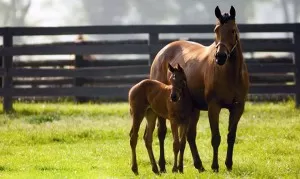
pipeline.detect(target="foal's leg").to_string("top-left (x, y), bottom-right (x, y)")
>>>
top-left (157, 117), bottom-right (167, 172)
top-left (144, 109), bottom-right (159, 174)
top-left (187, 109), bottom-right (205, 172)
top-left (170, 122), bottom-right (180, 173)
top-left (225, 102), bottom-right (245, 171)
top-left (129, 111), bottom-right (144, 175)
top-left (178, 123), bottom-right (188, 173)
top-left (208, 101), bottom-right (221, 172)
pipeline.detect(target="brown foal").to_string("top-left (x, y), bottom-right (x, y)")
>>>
top-left (129, 63), bottom-right (193, 175)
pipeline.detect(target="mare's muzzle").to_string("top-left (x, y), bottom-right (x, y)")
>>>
top-left (170, 93), bottom-right (178, 102)
top-left (215, 52), bottom-right (228, 65)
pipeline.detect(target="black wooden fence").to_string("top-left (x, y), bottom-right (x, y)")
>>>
top-left (1, 23), bottom-right (300, 112)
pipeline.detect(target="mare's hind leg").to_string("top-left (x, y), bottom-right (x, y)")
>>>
top-left (225, 102), bottom-right (244, 171)
top-left (187, 109), bottom-right (205, 172)
top-left (144, 109), bottom-right (159, 174)
top-left (157, 117), bottom-right (167, 172)
top-left (129, 110), bottom-right (144, 175)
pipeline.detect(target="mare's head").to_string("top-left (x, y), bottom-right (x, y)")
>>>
top-left (168, 63), bottom-right (187, 102)
top-left (214, 6), bottom-right (238, 66)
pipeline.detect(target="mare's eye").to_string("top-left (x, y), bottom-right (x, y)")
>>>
top-left (232, 30), bottom-right (235, 34)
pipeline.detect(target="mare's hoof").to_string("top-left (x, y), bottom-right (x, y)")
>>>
top-left (131, 167), bottom-right (138, 175)
top-left (198, 166), bottom-right (206, 172)
top-left (158, 160), bottom-right (166, 173)
top-left (172, 167), bottom-right (178, 173)
top-left (152, 166), bottom-right (160, 174)
top-left (226, 166), bottom-right (232, 171)
top-left (225, 161), bottom-right (233, 171)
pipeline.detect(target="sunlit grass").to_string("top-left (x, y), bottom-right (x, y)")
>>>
top-left (0, 100), bottom-right (299, 178)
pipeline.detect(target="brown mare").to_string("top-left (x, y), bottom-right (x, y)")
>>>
top-left (129, 64), bottom-right (193, 174)
top-left (150, 6), bottom-right (249, 172)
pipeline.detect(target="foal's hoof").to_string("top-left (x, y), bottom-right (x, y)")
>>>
top-left (178, 165), bottom-right (184, 173)
top-left (160, 168), bottom-right (166, 173)
top-left (212, 168), bottom-right (219, 173)
top-left (211, 163), bottom-right (219, 173)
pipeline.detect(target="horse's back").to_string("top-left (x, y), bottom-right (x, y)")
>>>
top-left (150, 40), bottom-right (208, 83)
top-left (128, 79), bottom-right (168, 103)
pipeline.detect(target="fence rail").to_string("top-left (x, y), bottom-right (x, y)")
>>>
top-left (1, 23), bottom-right (300, 112)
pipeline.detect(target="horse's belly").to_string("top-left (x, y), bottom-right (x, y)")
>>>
top-left (190, 89), bottom-right (208, 110)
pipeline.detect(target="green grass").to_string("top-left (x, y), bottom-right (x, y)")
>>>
top-left (0, 101), bottom-right (299, 178)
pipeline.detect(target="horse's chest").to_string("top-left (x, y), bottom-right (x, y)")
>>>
top-left (213, 81), bottom-right (246, 105)
top-left (168, 103), bottom-right (191, 124)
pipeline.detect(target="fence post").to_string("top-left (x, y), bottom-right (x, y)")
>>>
top-left (148, 33), bottom-right (159, 65)
top-left (2, 28), bottom-right (13, 113)
top-left (74, 54), bottom-right (88, 103)
top-left (294, 24), bottom-right (300, 107)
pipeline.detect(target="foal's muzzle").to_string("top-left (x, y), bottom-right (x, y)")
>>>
top-left (215, 52), bottom-right (228, 65)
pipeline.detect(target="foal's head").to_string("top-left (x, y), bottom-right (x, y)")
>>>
top-left (168, 63), bottom-right (187, 102)
top-left (214, 6), bottom-right (238, 66)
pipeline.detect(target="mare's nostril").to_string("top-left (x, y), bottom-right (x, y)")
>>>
top-left (171, 94), bottom-right (177, 102)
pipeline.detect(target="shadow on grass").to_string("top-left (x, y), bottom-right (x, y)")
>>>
top-left (25, 113), bottom-right (61, 124)
top-left (35, 166), bottom-right (71, 171)
top-left (0, 165), bottom-right (13, 172)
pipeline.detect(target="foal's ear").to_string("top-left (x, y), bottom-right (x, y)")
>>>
top-left (215, 6), bottom-right (222, 19)
top-left (168, 63), bottom-right (175, 73)
top-left (177, 64), bottom-right (184, 72)
top-left (230, 6), bottom-right (236, 19)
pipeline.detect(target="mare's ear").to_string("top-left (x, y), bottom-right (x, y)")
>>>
top-left (215, 6), bottom-right (222, 19)
top-left (230, 6), bottom-right (236, 19)
top-left (177, 64), bottom-right (184, 72)
top-left (168, 63), bottom-right (175, 73)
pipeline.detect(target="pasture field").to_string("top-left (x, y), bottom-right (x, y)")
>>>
top-left (0, 101), bottom-right (299, 178)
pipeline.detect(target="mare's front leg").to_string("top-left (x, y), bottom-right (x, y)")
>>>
top-left (225, 102), bottom-right (245, 171)
top-left (178, 123), bottom-right (188, 173)
top-left (170, 121), bottom-right (180, 173)
top-left (208, 100), bottom-right (221, 172)
top-left (144, 109), bottom-right (159, 174)
top-left (187, 109), bottom-right (205, 172)
top-left (157, 117), bottom-right (167, 172)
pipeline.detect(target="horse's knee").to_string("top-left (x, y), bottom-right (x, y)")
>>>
top-left (130, 134), bottom-right (138, 147)
top-left (143, 135), bottom-right (153, 149)
top-left (227, 132), bottom-right (236, 144)
top-left (173, 140), bottom-right (180, 153)
top-left (211, 135), bottom-right (221, 147)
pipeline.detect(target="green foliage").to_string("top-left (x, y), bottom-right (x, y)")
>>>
top-left (0, 101), bottom-right (299, 178)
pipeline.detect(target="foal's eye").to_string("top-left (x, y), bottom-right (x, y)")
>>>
top-left (232, 30), bottom-right (235, 34)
